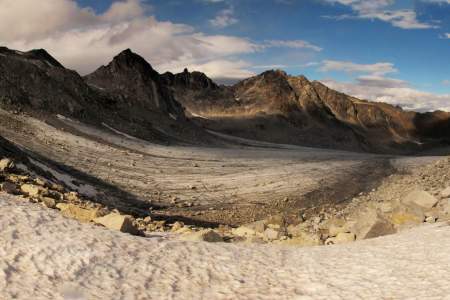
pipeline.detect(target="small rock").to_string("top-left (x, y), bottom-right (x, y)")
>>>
top-left (0, 158), bottom-right (14, 172)
top-left (1, 182), bottom-right (18, 194)
top-left (93, 213), bottom-right (140, 235)
top-left (64, 191), bottom-right (81, 202)
top-left (34, 177), bottom-right (48, 187)
top-left (425, 216), bottom-right (437, 223)
top-left (46, 190), bottom-right (64, 202)
top-left (41, 197), bottom-right (56, 209)
top-left (263, 228), bottom-right (279, 241)
top-left (21, 184), bottom-right (46, 197)
top-left (6, 174), bottom-right (29, 184)
top-left (171, 221), bottom-right (184, 232)
top-left (50, 183), bottom-right (65, 193)
top-left (181, 229), bottom-right (223, 243)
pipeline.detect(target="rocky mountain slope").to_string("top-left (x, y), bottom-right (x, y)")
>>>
top-left (85, 49), bottom-right (184, 121)
top-left (0, 47), bottom-right (99, 116)
top-left (1, 46), bottom-right (449, 153)
top-left (165, 69), bottom-right (450, 153)
top-left (0, 47), bottom-right (219, 146)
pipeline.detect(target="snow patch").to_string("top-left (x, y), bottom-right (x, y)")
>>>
top-left (101, 123), bottom-right (139, 141)
top-left (28, 158), bottom-right (98, 198)
top-left (190, 112), bottom-right (210, 120)
top-left (1, 194), bottom-right (450, 299)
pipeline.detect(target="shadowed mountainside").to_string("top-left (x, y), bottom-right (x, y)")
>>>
top-left (0, 47), bottom-right (221, 146)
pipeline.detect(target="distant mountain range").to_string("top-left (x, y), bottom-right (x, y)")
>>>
top-left (0, 46), bottom-right (449, 153)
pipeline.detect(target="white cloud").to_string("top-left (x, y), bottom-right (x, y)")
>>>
top-left (0, 0), bottom-right (322, 81)
top-left (178, 60), bottom-right (255, 80)
top-left (264, 40), bottom-right (323, 51)
top-left (320, 77), bottom-right (450, 112)
top-left (209, 8), bottom-right (238, 28)
top-left (319, 60), bottom-right (397, 76)
top-left (443, 80), bottom-right (450, 86)
top-left (424, 0), bottom-right (450, 4)
top-left (0, 0), bottom-right (260, 79)
top-left (317, 58), bottom-right (449, 111)
top-left (324, 0), bottom-right (438, 29)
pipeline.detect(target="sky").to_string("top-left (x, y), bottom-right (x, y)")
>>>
top-left (0, 0), bottom-right (449, 112)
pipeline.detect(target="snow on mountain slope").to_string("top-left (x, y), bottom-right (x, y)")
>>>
top-left (1, 193), bottom-right (450, 300)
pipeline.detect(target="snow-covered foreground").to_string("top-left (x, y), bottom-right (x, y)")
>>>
top-left (1, 194), bottom-right (450, 300)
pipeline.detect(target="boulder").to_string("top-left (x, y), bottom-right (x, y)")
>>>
top-left (402, 190), bottom-right (438, 210)
top-left (0, 158), bottom-right (14, 172)
top-left (363, 218), bottom-right (396, 239)
top-left (57, 203), bottom-right (102, 223)
top-left (390, 205), bottom-right (425, 228)
top-left (93, 213), bottom-right (140, 235)
top-left (350, 208), bottom-right (395, 240)
top-left (20, 184), bottom-right (46, 197)
top-left (1, 182), bottom-right (18, 194)
top-left (181, 229), bottom-right (223, 243)
top-left (41, 197), bottom-right (56, 209)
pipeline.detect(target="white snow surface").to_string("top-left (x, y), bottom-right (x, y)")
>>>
top-left (1, 193), bottom-right (450, 300)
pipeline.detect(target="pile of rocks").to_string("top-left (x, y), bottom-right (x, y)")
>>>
top-left (2, 154), bottom-right (449, 247)
top-left (171, 156), bottom-right (450, 246)
top-left (0, 157), bottom-right (145, 235)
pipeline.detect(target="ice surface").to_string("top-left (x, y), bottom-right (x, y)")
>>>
top-left (1, 193), bottom-right (450, 299)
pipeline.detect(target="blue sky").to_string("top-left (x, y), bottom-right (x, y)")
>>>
top-left (1, 0), bottom-right (449, 111)
top-left (76, 0), bottom-right (450, 93)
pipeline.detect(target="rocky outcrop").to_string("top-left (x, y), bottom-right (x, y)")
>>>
top-left (85, 49), bottom-right (184, 120)
top-left (162, 68), bottom-right (219, 90)
top-left (93, 213), bottom-right (140, 235)
top-left (0, 47), bottom-right (100, 116)
top-left (169, 69), bottom-right (450, 153)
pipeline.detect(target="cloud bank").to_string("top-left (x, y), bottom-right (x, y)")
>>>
top-left (318, 60), bottom-right (450, 112)
top-left (324, 0), bottom-right (438, 29)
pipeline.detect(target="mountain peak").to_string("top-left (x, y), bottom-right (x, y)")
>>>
top-left (260, 69), bottom-right (288, 78)
top-left (111, 49), bottom-right (154, 71)
top-left (0, 47), bottom-right (63, 68)
top-left (24, 49), bottom-right (63, 68)
top-left (161, 68), bottom-right (219, 90)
